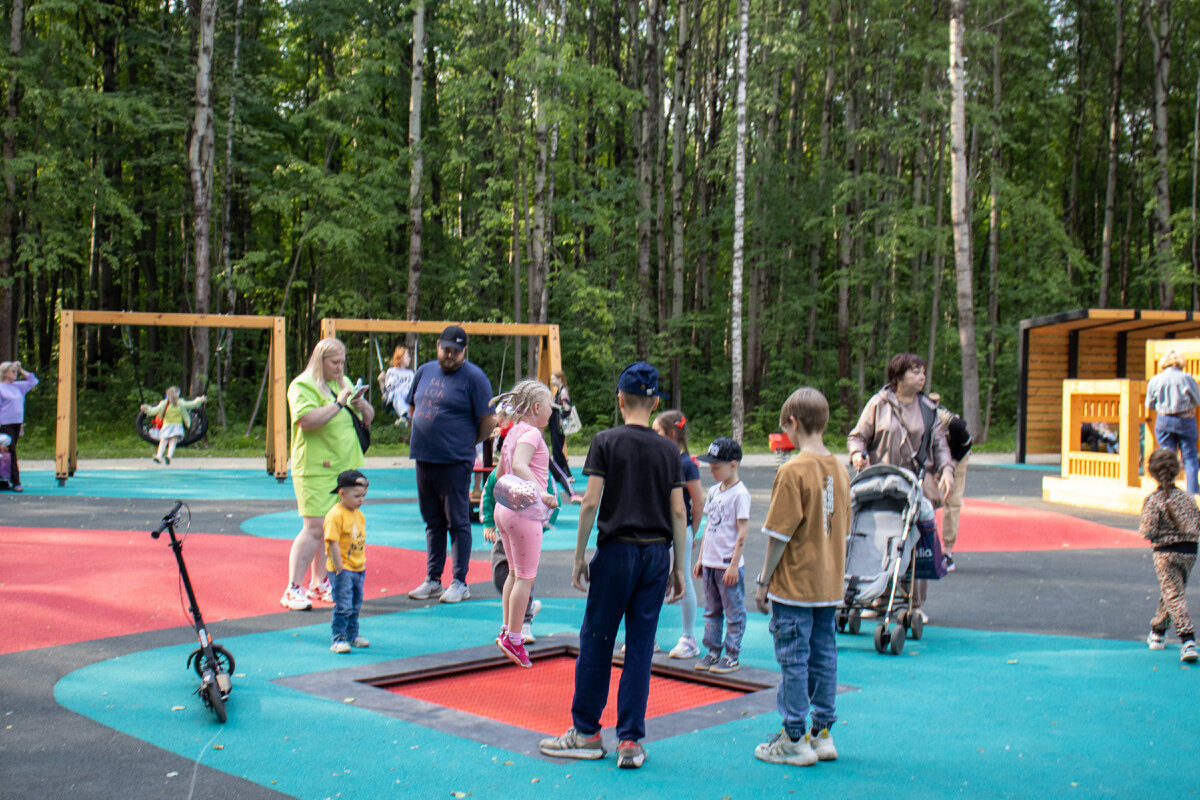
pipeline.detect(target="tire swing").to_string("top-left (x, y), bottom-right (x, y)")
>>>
top-left (125, 325), bottom-right (211, 448)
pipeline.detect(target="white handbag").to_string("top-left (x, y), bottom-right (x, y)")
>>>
top-left (562, 406), bottom-right (582, 435)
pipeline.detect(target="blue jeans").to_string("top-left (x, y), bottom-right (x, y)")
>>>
top-left (1156, 415), bottom-right (1200, 494)
top-left (701, 565), bottom-right (746, 658)
top-left (331, 569), bottom-right (364, 643)
top-left (770, 604), bottom-right (838, 740)
top-left (415, 460), bottom-right (474, 583)
top-left (571, 540), bottom-right (671, 742)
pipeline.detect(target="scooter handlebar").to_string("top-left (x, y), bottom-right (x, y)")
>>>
top-left (151, 501), bottom-right (185, 538)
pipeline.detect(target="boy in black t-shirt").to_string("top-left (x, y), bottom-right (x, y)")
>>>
top-left (538, 361), bottom-right (687, 769)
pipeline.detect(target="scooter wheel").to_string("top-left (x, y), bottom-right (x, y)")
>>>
top-left (192, 644), bottom-right (235, 678)
top-left (205, 681), bottom-right (227, 723)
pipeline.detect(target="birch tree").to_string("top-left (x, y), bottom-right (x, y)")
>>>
top-left (406, 2), bottom-right (427, 333)
top-left (188, 0), bottom-right (217, 396)
top-left (730, 0), bottom-right (748, 443)
top-left (949, 0), bottom-right (982, 437)
top-left (1146, 0), bottom-right (1174, 307)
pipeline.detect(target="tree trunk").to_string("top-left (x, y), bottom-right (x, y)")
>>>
top-left (730, 0), bottom-right (748, 442)
top-left (406, 2), bottom-right (427, 335)
top-left (530, 0), bottom-right (549, 376)
top-left (1192, 65), bottom-right (1200, 309)
top-left (188, 0), bottom-right (217, 397)
top-left (0, 0), bottom-right (24, 359)
top-left (1146, 0), bottom-right (1174, 308)
top-left (669, 0), bottom-right (691, 403)
top-left (950, 0), bottom-right (982, 438)
top-left (805, 6), bottom-right (836, 377)
top-left (1099, 0), bottom-right (1124, 308)
top-left (216, 0), bottom-right (245, 427)
top-left (983, 15), bottom-right (1002, 442)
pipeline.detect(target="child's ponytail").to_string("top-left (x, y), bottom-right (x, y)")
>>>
top-left (656, 410), bottom-right (689, 453)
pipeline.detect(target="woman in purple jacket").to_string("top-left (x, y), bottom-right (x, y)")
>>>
top-left (0, 361), bottom-right (38, 492)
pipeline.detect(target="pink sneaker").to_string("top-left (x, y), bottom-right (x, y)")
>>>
top-left (497, 634), bottom-right (533, 668)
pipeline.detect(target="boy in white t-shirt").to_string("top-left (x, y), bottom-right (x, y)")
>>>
top-left (693, 437), bottom-right (751, 674)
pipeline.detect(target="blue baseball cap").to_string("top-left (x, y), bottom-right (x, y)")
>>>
top-left (617, 361), bottom-right (668, 398)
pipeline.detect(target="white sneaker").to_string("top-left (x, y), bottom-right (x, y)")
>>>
top-left (1147, 630), bottom-right (1166, 650)
top-left (408, 579), bottom-right (443, 600)
top-left (529, 599), bottom-right (542, 618)
top-left (440, 579), bottom-right (470, 603)
top-left (331, 640), bottom-right (351, 654)
top-left (810, 728), bottom-right (838, 761)
top-left (350, 636), bottom-right (370, 648)
top-left (669, 635), bottom-right (701, 659)
top-left (307, 577), bottom-right (333, 603)
top-left (754, 730), bottom-right (817, 766)
top-left (521, 622), bottom-right (535, 643)
top-left (280, 584), bottom-right (311, 611)
top-left (1182, 641), bottom-right (1198, 663)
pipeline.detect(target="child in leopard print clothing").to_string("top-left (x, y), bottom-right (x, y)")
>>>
top-left (1139, 448), bottom-right (1199, 663)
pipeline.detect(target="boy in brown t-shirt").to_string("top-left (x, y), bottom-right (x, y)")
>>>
top-left (753, 387), bottom-right (849, 767)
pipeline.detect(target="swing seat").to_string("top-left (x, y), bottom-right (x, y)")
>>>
top-left (135, 408), bottom-right (209, 447)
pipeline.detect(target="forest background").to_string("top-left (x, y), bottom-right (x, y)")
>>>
top-left (2, 0), bottom-right (1199, 458)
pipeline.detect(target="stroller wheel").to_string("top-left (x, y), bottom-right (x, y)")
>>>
top-left (889, 623), bottom-right (907, 655)
top-left (910, 612), bottom-right (924, 641)
top-left (848, 609), bottom-right (862, 635)
top-left (873, 623), bottom-right (888, 654)
top-left (836, 610), bottom-right (849, 633)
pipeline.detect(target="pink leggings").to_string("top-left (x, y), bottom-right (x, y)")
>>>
top-left (495, 506), bottom-right (543, 579)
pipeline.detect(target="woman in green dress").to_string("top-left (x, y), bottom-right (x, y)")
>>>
top-left (280, 337), bottom-right (375, 611)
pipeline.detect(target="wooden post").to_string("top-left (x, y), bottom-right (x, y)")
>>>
top-left (269, 316), bottom-right (288, 480)
top-left (55, 310), bottom-right (76, 484)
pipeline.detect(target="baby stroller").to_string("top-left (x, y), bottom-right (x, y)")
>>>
top-left (835, 464), bottom-right (925, 655)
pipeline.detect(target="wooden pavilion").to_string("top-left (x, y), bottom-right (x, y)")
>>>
top-left (1017, 308), bottom-right (1200, 462)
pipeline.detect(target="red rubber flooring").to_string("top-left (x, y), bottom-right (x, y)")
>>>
top-left (945, 498), bottom-right (1143, 552)
top-left (384, 653), bottom-right (748, 735)
top-left (0, 527), bottom-right (489, 655)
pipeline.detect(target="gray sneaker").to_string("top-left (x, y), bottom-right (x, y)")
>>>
top-left (408, 578), bottom-right (443, 600)
top-left (755, 730), bottom-right (817, 766)
top-left (709, 654), bottom-right (740, 674)
top-left (694, 652), bottom-right (720, 671)
top-left (617, 739), bottom-right (646, 769)
top-left (538, 727), bottom-right (606, 759)
top-left (440, 579), bottom-right (471, 603)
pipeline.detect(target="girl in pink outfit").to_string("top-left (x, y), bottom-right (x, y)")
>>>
top-left (492, 379), bottom-right (559, 667)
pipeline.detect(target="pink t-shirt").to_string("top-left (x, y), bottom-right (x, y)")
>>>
top-left (500, 421), bottom-right (550, 489)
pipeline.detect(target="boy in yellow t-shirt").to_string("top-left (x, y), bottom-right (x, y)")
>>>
top-left (325, 470), bottom-right (370, 654)
top-left (753, 387), bottom-right (849, 768)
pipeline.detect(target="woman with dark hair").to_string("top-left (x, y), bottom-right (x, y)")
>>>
top-left (847, 353), bottom-right (955, 618)
top-left (0, 360), bottom-right (37, 492)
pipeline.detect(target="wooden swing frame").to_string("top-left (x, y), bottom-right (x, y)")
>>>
top-left (318, 319), bottom-right (562, 386)
top-left (55, 310), bottom-right (288, 484)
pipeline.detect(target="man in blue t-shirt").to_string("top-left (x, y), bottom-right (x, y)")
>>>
top-left (405, 325), bottom-right (496, 603)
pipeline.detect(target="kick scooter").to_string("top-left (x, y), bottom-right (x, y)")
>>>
top-left (151, 501), bottom-right (234, 723)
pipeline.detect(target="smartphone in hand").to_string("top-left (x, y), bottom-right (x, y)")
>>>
top-left (352, 378), bottom-right (368, 400)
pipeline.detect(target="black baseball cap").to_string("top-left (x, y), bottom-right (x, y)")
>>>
top-left (697, 436), bottom-right (742, 463)
top-left (331, 469), bottom-right (369, 493)
top-left (438, 325), bottom-right (468, 351)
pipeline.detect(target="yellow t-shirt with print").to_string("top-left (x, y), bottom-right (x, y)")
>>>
top-left (324, 503), bottom-right (366, 573)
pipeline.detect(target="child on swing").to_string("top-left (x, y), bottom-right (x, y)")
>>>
top-left (141, 386), bottom-right (206, 465)
top-left (491, 379), bottom-right (559, 667)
